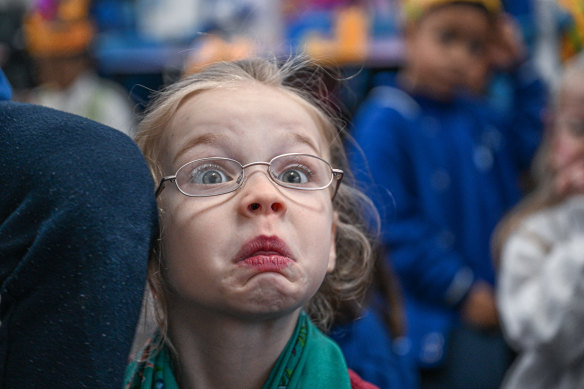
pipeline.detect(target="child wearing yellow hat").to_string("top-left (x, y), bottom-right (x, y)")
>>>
top-left (402, 0), bottom-right (501, 22)
top-left (348, 1), bottom-right (547, 388)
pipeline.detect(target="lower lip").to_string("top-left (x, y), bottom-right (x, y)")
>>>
top-left (239, 255), bottom-right (292, 272)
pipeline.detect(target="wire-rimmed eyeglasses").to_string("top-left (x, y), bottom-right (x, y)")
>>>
top-left (155, 153), bottom-right (344, 199)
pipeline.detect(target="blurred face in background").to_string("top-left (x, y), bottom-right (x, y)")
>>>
top-left (404, 4), bottom-right (491, 100)
top-left (34, 53), bottom-right (89, 90)
top-left (550, 84), bottom-right (584, 173)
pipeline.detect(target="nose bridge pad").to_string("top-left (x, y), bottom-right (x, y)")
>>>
top-left (243, 167), bottom-right (278, 190)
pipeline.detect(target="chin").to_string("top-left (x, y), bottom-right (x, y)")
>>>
top-left (239, 284), bottom-right (307, 317)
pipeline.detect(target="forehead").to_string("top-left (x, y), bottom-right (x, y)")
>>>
top-left (417, 4), bottom-right (490, 33)
top-left (161, 82), bottom-right (328, 166)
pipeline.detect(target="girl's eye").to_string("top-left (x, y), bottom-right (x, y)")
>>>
top-left (190, 164), bottom-right (233, 185)
top-left (437, 29), bottom-right (455, 45)
top-left (278, 166), bottom-right (311, 184)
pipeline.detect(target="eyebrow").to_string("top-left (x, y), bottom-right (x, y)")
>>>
top-left (173, 129), bottom-right (322, 165)
top-left (291, 131), bottom-right (321, 154)
top-left (173, 133), bottom-right (225, 165)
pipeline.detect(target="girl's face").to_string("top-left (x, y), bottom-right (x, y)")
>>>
top-left (157, 83), bottom-right (337, 322)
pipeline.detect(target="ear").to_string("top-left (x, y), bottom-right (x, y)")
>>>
top-left (327, 212), bottom-right (338, 273)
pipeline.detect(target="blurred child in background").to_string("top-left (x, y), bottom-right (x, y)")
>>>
top-left (348, 0), bottom-right (547, 387)
top-left (495, 56), bottom-right (584, 389)
top-left (22, 0), bottom-right (136, 135)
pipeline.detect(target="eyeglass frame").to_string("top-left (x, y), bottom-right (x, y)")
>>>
top-left (155, 152), bottom-right (344, 199)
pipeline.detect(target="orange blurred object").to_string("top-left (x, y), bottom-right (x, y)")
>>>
top-left (23, 0), bottom-right (94, 58)
top-left (183, 35), bottom-right (256, 75)
top-left (305, 6), bottom-right (369, 65)
top-left (558, 0), bottom-right (584, 61)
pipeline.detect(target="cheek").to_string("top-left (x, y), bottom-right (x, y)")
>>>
top-left (297, 205), bottom-right (335, 272)
top-left (159, 204), bottom-right (229, 291)
top-left (160, 214), bottom-right (202, 285)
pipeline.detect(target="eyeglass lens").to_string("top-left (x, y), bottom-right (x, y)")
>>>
top-left (175, 154), bottom-right (333, 197)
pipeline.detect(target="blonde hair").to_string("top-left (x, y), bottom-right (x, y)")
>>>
top-left (135, 57), bottom-right (378, 341)
top-left (492, 58), bottom-right (584, 261)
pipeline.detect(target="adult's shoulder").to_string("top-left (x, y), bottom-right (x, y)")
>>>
top-left (0, 101), bottom-right (137, 151)
top-left (0, 101), bottom-right (152, 216)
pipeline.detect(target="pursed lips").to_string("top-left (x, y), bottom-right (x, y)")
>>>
top-left (235, 235), bottom-right (294, 271)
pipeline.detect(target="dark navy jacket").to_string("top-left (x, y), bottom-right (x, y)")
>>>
top-left (0, 68), bottom-right (158, 388)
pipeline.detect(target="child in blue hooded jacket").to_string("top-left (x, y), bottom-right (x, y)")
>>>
top-left (349, 1), bottom-right (547, 387)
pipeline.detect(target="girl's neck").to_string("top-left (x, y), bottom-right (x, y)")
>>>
top-left (167, 305), bottom-right (301, 389)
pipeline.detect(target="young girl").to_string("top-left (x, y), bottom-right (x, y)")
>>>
top-left (124, 57), bottom-right (380, 389)
top-left (494, 58), bottom-right (584, 389)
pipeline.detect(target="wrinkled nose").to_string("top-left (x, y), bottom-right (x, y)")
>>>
top-left (238, 170), bottom-right (286, 216)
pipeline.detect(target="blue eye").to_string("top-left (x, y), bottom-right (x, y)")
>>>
top-left (277, 166), bottom-right (310, 184)
top-left (190, 164), bottom-right (233, 185)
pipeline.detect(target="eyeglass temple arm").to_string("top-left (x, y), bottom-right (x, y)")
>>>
top-left (331, 169), bottom-right (344, 200)
top-left (155, 176), bottom-right (176, 197)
